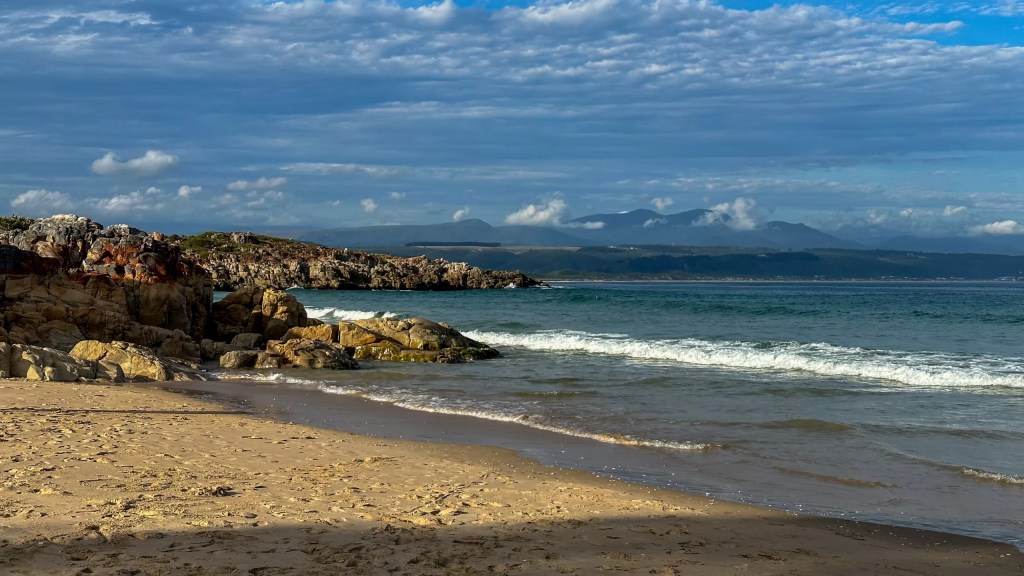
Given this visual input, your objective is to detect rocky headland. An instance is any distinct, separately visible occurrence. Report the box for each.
[172,231,543,291]
[0,215,504,382]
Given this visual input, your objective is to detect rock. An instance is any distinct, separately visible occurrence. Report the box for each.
[230,332,264,349]
[254,352,286,369]
[350,341,440,363]
[158,330,200,360]
[3,215,212,343]
[212,287,308,341]
[282,324,337,343]
[8,344,94,382]
[265,338,358,370]
[337,318,498,363]
[219,350,259,369]
[260,289,307,340]
[69,340,199,382]
[174,232,543,291]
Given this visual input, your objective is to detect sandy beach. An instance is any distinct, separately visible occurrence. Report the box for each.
[1,379,1020,575]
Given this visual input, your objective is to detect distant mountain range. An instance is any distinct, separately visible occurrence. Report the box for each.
[296,207,1024,255]
[299,208,859,251]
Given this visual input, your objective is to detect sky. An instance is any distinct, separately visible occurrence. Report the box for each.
[1,0,1023,237]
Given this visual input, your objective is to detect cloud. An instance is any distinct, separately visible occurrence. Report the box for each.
[505,198,567,226]
[2,0,1024,232]
[644,218,667,228]
[453,207,470,221]
[698,197,761,231]
[227,177,287,192]
[361,198,378,213]
[10,189,74,215]
[95,187,166,215]
[943,205,967,216]
[388,191,405,200]
[565,220,605,229]
[90,150,179,177]
[177,185,202,199]
[651,197,674,211]
[968,220,1024,236]
[282,163,401,177]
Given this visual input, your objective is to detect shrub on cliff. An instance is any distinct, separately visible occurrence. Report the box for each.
[0,214,34,232]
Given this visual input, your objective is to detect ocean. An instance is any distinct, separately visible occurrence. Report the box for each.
[191,281,1024,549]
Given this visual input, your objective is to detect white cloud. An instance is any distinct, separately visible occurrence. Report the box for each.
[643,218,667,228]
[453,207,470,221]
[361,198,378,213]
[651,197,674,211]
[505,198,567,226]
[10,189,74,214]
[95,189,166,214]
[698,197,760,230]
[943,205,967,216]
[90,150,179,177]
[282,163,401,177]
[388,191,406,200]
[968,220,1024,236]
[227,177,287,191]
[565,220,605,229]
[177,185,202,198]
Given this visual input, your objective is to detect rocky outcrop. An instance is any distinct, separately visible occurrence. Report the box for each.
[174,232,543,291]
[337,318,499,363]
[2,215,504,381]
[2,215,212,345]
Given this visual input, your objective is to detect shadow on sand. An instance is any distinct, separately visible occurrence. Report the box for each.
[3,510,1021,576]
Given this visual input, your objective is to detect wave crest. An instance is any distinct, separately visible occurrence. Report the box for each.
[465,330,1024,390]
[307,307,402,322]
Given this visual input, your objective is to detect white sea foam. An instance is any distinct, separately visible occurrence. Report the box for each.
[961,468,1024,486]
[465,330,1024,390]
[306,307,401,321]
[319,384,711,451]
[218,371,324,387]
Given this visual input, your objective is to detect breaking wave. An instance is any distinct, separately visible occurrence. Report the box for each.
[464,329,1024,390]
[306,307,402,322]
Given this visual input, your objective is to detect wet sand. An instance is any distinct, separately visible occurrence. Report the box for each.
[1,379,1021,575]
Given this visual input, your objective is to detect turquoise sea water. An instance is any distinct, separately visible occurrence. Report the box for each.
[208,282,1024,548]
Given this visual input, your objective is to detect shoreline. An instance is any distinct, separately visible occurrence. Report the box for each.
[2,379,1021,574]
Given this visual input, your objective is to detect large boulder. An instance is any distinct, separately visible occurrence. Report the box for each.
[264,338,358,370]
[337,318,498,363]
[212,287,308,341]
[219,350,259,369]
[7,344,93,382]
[69,340,203,382]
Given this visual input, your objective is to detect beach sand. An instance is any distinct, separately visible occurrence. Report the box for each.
[1,379,1020,575]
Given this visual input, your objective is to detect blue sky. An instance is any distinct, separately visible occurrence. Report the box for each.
[1,0,1023,237]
